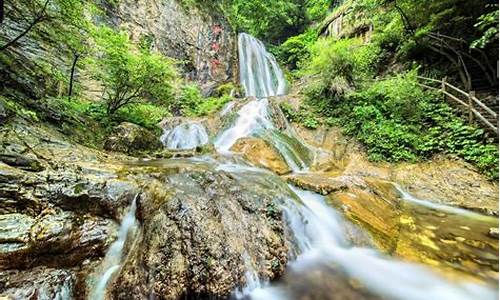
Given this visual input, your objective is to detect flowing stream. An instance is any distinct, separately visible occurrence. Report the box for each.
[89,197,139,300]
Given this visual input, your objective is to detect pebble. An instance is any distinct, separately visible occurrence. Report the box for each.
[487,227,499,239]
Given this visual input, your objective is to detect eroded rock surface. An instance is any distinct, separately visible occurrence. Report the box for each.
[104,122,162,155]
[231,138,292,175]
[110,162,290,299]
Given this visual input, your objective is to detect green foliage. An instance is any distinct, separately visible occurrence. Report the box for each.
[89,26,177,114]
[471,5,499,49]
[303,70,498,179]
[0,97,39,122]
[280,102,320,129]
[115,104,170,131]
[272,29,317,70]
[226,0,307,43]
[305,0,332,22]
[171,84,233,117]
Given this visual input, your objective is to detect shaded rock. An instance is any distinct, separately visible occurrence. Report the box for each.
[104,122,162,154]
[0,153,45,172]
[230,138,292,175]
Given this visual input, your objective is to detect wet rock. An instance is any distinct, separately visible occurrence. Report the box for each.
[0,211,117,270]
[104,122,162,154]
[285,174,355,195]
[110,165,290,300]
[488,228,499,239]
[325,177,499,283]
[230,138,292,175]
[392,158,499,216]
[0,267,75,299]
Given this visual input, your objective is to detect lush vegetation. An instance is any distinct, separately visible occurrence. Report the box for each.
[180,0,333,43]
[276,0,499,179]
[0,0,235,147]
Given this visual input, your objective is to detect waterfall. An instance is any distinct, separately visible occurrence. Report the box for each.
[89,197,138,300]
[238,33,286,98]
[215,33,309,172]
[161,122,209,150]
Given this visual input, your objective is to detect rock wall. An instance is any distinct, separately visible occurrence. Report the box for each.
[0,0,237,99]
[115,0,237,92]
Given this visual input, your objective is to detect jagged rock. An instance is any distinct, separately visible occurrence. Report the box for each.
[116,0,236,86]
[110,164,291,300]
[0,267,75,300]
[104,122,162,154]
[230,138,292,175]
[0,211,117,270]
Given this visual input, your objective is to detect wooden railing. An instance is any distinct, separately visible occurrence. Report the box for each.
[417,76,498,134]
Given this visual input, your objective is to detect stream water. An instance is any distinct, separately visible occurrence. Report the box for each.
[91,33,498,299]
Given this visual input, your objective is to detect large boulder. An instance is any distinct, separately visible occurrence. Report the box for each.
[104,122,162,154]
[109,162,291,299]
[230,138,292,175]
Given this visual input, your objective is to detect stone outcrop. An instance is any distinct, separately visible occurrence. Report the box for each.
[115,0,237,94]
[110,162,290,299]
[0,119,292,299]
[104,122,162,154]
[231,138,292,175]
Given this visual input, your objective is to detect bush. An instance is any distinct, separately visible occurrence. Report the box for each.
[272,29,317,70]
[313,71,499,179]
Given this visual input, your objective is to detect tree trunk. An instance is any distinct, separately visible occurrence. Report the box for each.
[68,53,80,98]
[0,0,50,51]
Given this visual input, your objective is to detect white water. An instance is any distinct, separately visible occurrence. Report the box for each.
[161,122,209,150]
[215,99,273,152]
[238,33,286,98]
[241,187,497,300]
[89,198,138,300]
[215,33,309,172]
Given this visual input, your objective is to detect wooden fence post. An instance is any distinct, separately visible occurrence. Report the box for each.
[468,90,475,125]
[441,77,447,92]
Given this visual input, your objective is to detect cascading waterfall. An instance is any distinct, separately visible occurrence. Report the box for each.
[89,197,138,300]
[215,33,309,172]
[161,122,209,150]
[238,33,286,98]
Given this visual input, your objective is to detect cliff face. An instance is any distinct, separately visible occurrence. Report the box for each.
[0,0,237,99]
[115,0,237,93]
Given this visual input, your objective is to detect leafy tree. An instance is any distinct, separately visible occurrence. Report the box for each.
[90,27,177,115]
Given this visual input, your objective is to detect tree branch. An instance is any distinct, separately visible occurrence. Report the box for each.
[0,0,50,51]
